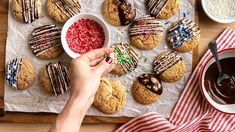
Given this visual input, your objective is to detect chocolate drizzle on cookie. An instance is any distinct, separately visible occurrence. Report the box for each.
[153,51,182,75]
[22,0,39,23]
[168,19,200,48]
[54,0,81,18]
[138,74,163,95]
[112,0,136,26]
[147,0,169,17]
[112,43,139,73]
[6,58,22,89]
[29,25,62,57]
[129,16,163,37]
[47,62,70,96]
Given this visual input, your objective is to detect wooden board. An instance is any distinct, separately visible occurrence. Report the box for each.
[0,0,199,123]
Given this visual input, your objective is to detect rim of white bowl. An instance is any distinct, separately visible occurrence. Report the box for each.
[201,0,235,24]
[199,48,235,114]
[61,13,110,59]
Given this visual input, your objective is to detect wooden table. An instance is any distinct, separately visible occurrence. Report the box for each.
[1,0,235,131]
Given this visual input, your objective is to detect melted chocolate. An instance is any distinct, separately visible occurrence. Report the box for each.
[113,0,136,26]
[138,73,163,95]
[205,57,235,104]
[54,0,81,17]
[22,0,39,23]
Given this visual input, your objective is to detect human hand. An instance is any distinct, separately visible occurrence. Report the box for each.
[69,48,115,105]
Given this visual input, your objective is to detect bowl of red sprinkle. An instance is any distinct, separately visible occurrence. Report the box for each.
[61,13,109,58]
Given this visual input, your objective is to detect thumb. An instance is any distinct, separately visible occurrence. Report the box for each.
[94,57,113,74]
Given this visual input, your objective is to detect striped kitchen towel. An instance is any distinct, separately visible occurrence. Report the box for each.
[116,28,235,132]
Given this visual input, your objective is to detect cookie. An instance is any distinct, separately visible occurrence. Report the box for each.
[129,16,163,50]
[29,25,64,60]
[93,78,126,114]
[39,62,70,96]
[102,0,136,26]
[46,0,81,23]
[168,19,200,52]
[147,0,180,19]
[111,43,139,75]
[132,74,163,104]
[153,51,185,82]
[11,0,42,23]
[6,58,36,90]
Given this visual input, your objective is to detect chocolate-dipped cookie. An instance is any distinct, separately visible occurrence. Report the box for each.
[111,43,139,75]
[132,73,163,104]
[168,19,200,52]
[129,16,163,50]
[102,0,136,26]
[11,0,42,23]
[6,58,36,90]
[153,51,185,82]
[39,62,70,96]
[29,25,64,60]
[147,0,181,19]
[46,0,81,23]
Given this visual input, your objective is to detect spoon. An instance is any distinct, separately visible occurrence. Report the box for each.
[208,41,235,87]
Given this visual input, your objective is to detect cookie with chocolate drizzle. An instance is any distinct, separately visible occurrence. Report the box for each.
[153,51,185,82]
[29,25,64,60]
[146,0,181,19]
[111,43,139,75]
[46,0,81,23]
[129,16,163,50]
[39,62,70,96]
[168,19,200,52]
[132,73,163,104]
[11,0,42,23]
[102,0,136,26]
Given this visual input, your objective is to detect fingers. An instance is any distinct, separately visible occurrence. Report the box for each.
[94,57,113,75]
[90,57,103,66]
[76,48,113,63]
[102,63,116,76]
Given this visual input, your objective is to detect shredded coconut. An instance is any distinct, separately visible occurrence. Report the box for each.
[205,0,235,20]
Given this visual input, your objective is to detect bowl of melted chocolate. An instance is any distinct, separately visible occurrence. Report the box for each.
[200,48,235,114]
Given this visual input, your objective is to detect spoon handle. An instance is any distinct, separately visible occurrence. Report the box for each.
[208,41,223,75]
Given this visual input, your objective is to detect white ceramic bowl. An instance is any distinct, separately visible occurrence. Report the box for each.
[200,48,235,114]
[201,0,235,23]
[61,13,110,58]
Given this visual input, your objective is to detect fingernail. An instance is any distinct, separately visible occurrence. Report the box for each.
[105,57,112,64]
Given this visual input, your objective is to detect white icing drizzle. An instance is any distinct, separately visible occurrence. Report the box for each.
[22,0,39,23]
[47,62,70,96]
[29,25,62,57]
[153,51,182,75]
[147,0,169,17]
[129,16,163,37]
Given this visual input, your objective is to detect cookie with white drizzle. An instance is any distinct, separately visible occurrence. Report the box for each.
[153,51,185,82]
[29,25,64,60]
[39,62,70,96]
[11,0,42,23]
[46,0,81,23]
[129,16,163,50]
[146,0,181,19]
[111,43,139,75]
[168,19,200,52]
[132,73,163,104]
[6,58,36,90]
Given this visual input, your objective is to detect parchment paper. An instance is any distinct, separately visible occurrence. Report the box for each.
[5,0,195,117]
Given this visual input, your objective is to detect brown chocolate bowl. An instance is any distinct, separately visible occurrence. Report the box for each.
[199,48,235,114]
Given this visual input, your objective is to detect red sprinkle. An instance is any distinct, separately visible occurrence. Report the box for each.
[66,19,105,54]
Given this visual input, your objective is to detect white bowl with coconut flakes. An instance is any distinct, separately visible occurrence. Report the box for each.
[201,0,235,23]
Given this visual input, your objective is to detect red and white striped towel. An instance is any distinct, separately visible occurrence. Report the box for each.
[116,28,235,132]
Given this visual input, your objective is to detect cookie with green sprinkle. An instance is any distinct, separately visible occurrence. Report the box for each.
[111,43,139,75]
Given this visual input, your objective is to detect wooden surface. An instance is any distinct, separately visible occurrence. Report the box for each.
[2,0,235,131]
